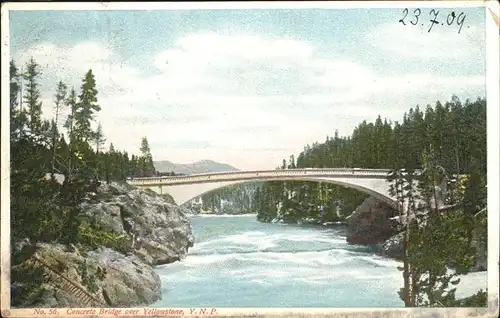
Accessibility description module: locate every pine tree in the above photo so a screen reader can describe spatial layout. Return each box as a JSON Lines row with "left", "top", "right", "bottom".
{"left": 140, "top": 136, "right": 151, "bottom": 157}
{"left": 462, "top": 158, "right": 487, "bottom": 241}
{"left": 10, "top": 60, "right": 28, "bottom": 140}
{"left": 139, "top": 137, "right": 155, "bottom": 177}
{"left": 74, "top": 69, "right": 101, "bottom": 144}
{"left": 23, "top": 57, "right": 43, "bottom": 134}
{"left": 64, "top": 88, "right": 78, "bottom": 179}
{"left": 94, "top": 122, "right": 106, "bottom": 154}
{"left": 387, "top": 168, "right": 413, "bottom": 306}
{"left": 51, "top": 81, "right": 67, "bottom": 175}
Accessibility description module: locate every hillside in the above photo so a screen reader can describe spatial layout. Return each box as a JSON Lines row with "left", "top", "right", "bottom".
{"left": 154, "top": 159, "right": 239, "bottom": 175}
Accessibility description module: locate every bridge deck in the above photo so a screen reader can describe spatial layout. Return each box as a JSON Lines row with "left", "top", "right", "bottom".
{"left": 128, "top": 168, "right": 393, "bottom": 186}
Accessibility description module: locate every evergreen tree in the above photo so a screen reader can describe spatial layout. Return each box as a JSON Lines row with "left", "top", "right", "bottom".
{"left": 387, "top": 168, "right": 413, "bottom": 306}
{"left": 139, "top": 137, "right": 155, "bottom": 177}
{"left": 254, "top": 96, "right": 486, "bottom": 227}
{"left": 23, "top": 57, "right": 43, "bottom": 134}
{"left": 461, "top": 159, "right": 487, "bottom": 241}
{"left": 94, "top": 122, "right": 106, "bottom": 154}
{"left": 140, "top": 136, "right": 151, "bottom": 157}
{"left": 51, "top": 81, "right": 67, "bottom": 175}
{"left": 74, "top": 69, "right": 101, "bottom": 144}
{"left": 10, "top": 60, "right": 24, "bottom": 139}
{"left": 64, "top": 88, "right": 78, "bottom": 179}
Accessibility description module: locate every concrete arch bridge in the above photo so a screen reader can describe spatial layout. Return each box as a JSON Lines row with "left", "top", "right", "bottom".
{"left": 127, "top": 168, "right": 404, "bottom": 209}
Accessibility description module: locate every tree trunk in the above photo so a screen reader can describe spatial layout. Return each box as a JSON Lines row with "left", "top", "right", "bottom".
{"left": 67, "top": 118, "right": 74, "bottom": 180}
{"left": 51, "top": 130, "right": 57, "bottom": 176}
{"left": 105, "top": 154, "right": 110, "bottom": 185}
{"left": 403, "top": 209, "right": 412, "bottom": 306}
{"left": 396, "top": 174, "right": 413, "bottom": 307}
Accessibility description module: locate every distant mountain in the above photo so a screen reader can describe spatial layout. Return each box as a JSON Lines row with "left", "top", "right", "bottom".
{"left": 154, "top": 159, "right": 240, "bottom": 175}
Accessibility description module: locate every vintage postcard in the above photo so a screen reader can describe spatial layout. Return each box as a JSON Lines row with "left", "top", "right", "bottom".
{"left": 1, "top": 1, "right": 499, "bottom": 317}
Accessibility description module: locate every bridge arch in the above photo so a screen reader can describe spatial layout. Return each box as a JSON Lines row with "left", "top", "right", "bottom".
{"left": 170, "top": 178, "right": 397, "bottom": 209}
{"left": 129, "top": 170, "right": 398, "bottom": 210}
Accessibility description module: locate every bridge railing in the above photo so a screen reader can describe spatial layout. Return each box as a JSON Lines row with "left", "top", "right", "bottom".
{"left": 128, "top": 168, "right": 394, "bottom": 185}
{"left": 131, "top": 168, "right": 392, "bottom": 180}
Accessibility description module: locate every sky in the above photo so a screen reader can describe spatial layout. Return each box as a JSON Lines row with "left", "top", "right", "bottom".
{"left": 8, "top": 4, "right": 487, "bottom": 170}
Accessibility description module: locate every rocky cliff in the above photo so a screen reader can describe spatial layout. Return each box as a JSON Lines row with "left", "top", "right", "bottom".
{"left": 346, "top": 196, "right": 487, "bottom": 272}
{"left": 80, "top": 182, "right": 194, "bottom": 265}
{"left": 12, "top": 182, "right": 194, "bottom": 308}
{"left": 345, "top": 196, "right": 400, "bottom": 245}
{"left": 12, "top": 243, "right": 162, "bottom": 308}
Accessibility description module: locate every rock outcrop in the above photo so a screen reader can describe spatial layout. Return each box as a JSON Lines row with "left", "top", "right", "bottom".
{"left": 470, "top": 219, "right": 488, "bottom": 272}
{"left": 379, "top": 224, "right": 487, "bottom": 272}
{"left": 345, "top": 196, "right": 400, "bottom": 245}
{"left": 81, "top": 182, "right": 194, "bottom": 266}
{"left": 345, "top": 187, "right": 487, "bottom": 273}
{"left": 12, "top": 244, "right": 161, "bottom": 308}
{"left": 380, "top": 232, "right": 404, "bottom": 260}
{"left": 12, "top": 182, "right": 195, "bottom": 308}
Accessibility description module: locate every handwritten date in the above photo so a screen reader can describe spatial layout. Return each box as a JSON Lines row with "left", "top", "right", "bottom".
{"left": 399, "top": 8, "right": 467, "bottom": 34}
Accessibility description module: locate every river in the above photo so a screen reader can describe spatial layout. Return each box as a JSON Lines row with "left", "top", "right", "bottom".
{"left": 152, "top": 214, "right": 487, "bottom": 307}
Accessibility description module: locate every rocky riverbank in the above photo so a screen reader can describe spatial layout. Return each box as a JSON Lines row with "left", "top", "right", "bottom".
{"left": 80, "top": 182, "right": 194, "bottom": 266}
{"left": 345, "top": 196, "right": 487, "bottom": 272}
{"left": 12, "top": 182, "right": 194, "bottom": 308}
{"left": 345, "top": 196, "right": 401, "bottom": 246}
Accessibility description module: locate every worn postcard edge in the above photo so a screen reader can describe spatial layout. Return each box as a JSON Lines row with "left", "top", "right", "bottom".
{"left": 1, "top": 1, "right": 499, "bottom": 317}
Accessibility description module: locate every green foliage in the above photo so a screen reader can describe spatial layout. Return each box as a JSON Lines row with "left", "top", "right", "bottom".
{"left": 94, "top": 122, "right": 106, "bottom": 154}
{"left": 51, "top": 81, "right": 68, "bottom": 174}
{"left": 23, "top": 57, "right": 43, "bottom": 133}
{"left": 250, "top": 94, "right": 487, "bottom": 307}
{"left": 191, "top": 183, "right": 261, "bottom": 214}
{"left": 11, "top": 248, "right": 49, "bottom": 307}
{"left": 10, "top": 59, "right": 27, "bottom": 139}
{"left": 10, "top": 58, "right": 149, "bottom": 264}
{"left": 254, "top": 96, "right": 486, "bottom": 227}
{"left": 403, "top": 211, "right": 476, "bottom": 307}
{"left": 74, "top": 69, "right": 101, "bottom": 144}
{"left": 11, "top": 249, "right": 105, "bottom": 308}
{"left": 137, "top": 136, "right": 156, "bottom": 177}
{"left": 75, "top": 216, "right": 133, "bottom": 254}
{"left": 9, "top": 57, "right": 165, "bottom": 309}
{"left": 388, "top": 146, "right": 486, "bottom": 308}
{"left": 453, "top": 289, "right": 487, "bottom": 307}
{"left": 78, "top": 260, "right": 99, "bottom": 293}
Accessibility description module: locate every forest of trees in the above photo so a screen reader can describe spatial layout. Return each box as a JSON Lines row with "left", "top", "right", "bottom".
{"left": 251, "top": 95, "right": 488, "bottom": 307}
{"left": 186, "top": 183, "right": 262, "bottom": 214}
{"left": 9, "top": 57, "right": 157, "bottom": 249}
{"left": 254, "top": 96, "right": 487, "bottom": 224}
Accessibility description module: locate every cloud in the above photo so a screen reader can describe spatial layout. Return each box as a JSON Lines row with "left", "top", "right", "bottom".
{"left": 13, "top": 31, "right": 485, "bottom": 170}
{"left": 153, "top": 32, "right": 314, "bottom": 71}
{"left": 18, "top": 41, "right": 137, "bottom": 90}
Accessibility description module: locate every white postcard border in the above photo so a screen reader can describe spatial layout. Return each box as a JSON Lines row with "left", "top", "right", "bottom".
{"left": 1, "top": 1, "right": 499, "bottom": 317}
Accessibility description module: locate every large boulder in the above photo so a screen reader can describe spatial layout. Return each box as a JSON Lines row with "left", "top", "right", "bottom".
{"left": 88, "top": 247, "right": 161, "bottom": 306}
{"left": 380, "top": 232, "right": 404, "bottom": 260}
{"left": 81, "top": 182, "right": 194, "bottom": 266}
{"left": 345, "top": 196, "right": 400, "bottom": 245}
{"left": 469, "top": 215, "right": 487, "bottom": 272}
{"left": 11, "top": 243, "right": 161, "bottom": 308}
